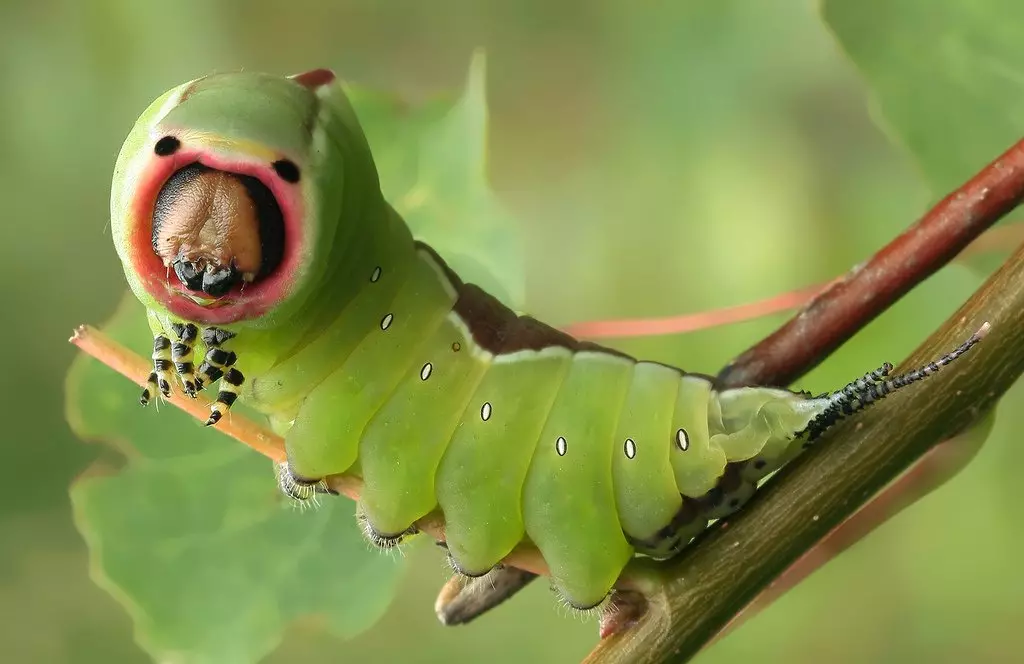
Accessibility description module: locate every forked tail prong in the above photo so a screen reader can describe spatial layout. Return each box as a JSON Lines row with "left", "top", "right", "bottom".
{"left": 806, "top": 322, "right": 991, "bottom": 441}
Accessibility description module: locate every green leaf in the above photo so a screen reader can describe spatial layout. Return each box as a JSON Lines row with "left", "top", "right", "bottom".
{"left": 349, "top": 51, "right": 527, "bottom": 309}
{"left": 822, "top": 0, "right": 1024, "bottom": 196}
{"left": 66, "top": 294, "right": 404, "bottom": 664}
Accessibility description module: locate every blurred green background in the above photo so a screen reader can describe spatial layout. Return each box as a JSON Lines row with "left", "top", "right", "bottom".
{"left": 3, "top": 0, "right": 1024, "bottom": 662}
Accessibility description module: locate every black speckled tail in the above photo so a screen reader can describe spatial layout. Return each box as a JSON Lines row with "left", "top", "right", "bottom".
{"left": 804, "top": 322, "right": 990, "bottom": 442}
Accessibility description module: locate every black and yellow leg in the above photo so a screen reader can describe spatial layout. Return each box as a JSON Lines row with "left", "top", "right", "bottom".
{"left": 141, "top": 334, "right": 172, "bottom": 406}
{"left": 195, "top": 327, "right": 237, "bottom": 391}
{"left": 170, "top": 322, "right": 200, "bottom": 397}
{"left": 206, "top": 366, "right": 244, "bottom": 426}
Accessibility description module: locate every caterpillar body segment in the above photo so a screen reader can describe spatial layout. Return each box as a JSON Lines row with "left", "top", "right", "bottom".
{"left": 248, "top": 206, "right": 418, "bottom": 415}
{"left": 281, "top": 247, "right": 455, "bottom": 484}
{"left": 358, "top": 312, "right": 492, "bottom": 536}
{"left": 609, "top": 362, "right": 683, "bottom": 555}
{"left": 521, "top": 351, "right": 637, "bottom": 609}
{"left": 436, "top": 346, "right": 571, "bottom": 576}
{"left": 111, "top": 69, "right": 987, "bottom": 613}
{"left": 670, "top": 377, "right": 726, "bottom": 498}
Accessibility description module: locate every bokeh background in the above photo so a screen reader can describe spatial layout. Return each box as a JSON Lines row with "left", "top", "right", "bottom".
{"left": 3, "top": 0, "right": 1024, "bottom": 662}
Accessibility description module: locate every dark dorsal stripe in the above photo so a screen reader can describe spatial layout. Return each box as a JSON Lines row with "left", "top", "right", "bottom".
{"left": 500, "top": 314, "right": 583, "bottom": 354}
{"left": 416, "top": 240, "right": 632, "bottom": 359}
{"left": 414, "top": 242, "right": 766, "bottom": 395}
{"left": 414, "top": 242, "right": 745, "bottom": 393}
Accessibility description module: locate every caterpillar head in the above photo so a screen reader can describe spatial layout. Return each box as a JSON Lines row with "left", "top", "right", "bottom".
{"left": 110, "top": 69, "right": 376, "bottom": 331}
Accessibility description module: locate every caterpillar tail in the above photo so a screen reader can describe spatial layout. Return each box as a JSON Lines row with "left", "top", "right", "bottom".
{"left": 804, "top": 322, "right": 991, "bottom": 442}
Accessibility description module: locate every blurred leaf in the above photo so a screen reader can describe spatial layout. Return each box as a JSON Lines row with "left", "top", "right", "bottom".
{"left": 66, "top": 294, "right": 403, "bottom": 664}
{"left": 823, "top": 0, "right": 1024, "bottom": 281}
{"left": 823, "top": 0, "right": 1024, "bottom": 196}
{"left": 349, "top": 51, "right": 527, "bottom": 309}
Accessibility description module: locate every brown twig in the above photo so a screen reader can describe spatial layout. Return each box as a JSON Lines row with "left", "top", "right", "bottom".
{"left": 709, "top": 420, "right": 992, "bottom": 646}
{"left": 717, "top": 138, "right": 1024, "bottom": 389}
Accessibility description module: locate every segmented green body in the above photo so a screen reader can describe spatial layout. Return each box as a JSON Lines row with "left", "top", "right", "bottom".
{"left": 272, "top": 238, "right": 831, "bottom": 606}
{"left": 109, "top": 70, "right": 961, "bottom": 610}
{"left": 270, "top": 244, "right": 827, "bottom": 609}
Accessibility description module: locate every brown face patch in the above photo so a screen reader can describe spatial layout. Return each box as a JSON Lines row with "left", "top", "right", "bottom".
{"left": 152, "top": 164, "right": 285, "bottom": 298}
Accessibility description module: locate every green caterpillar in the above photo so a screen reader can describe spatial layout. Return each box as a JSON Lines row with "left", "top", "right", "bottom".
{"left": 110, "top": 68, "right": 983, "bottom": 611}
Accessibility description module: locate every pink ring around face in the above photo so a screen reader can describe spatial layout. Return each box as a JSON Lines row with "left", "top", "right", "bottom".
{"left": 127, "top": 144, "right": 306, "bottom": 325}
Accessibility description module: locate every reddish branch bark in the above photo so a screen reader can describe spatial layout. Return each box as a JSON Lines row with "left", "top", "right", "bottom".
{"left": 717, "top": 138, "right": 1024, "bottom": 389}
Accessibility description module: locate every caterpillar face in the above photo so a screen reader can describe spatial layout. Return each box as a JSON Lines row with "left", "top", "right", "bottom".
{"left": 151, "top": 161, "right": 285, "bottom": 298}
{"left": 110, "top": 69, "right": 354, "bottom": 328}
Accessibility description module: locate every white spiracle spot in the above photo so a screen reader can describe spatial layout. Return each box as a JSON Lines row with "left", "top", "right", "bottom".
{"left": 371, "top": 266, "right": 382, "bottom": 283}
{"left": 481, "top": 402, "right": 492, "bottom": 421}
{"left": 624, "top": 438, "right": 637, "bottom": 459}
{"left": 556, "top": 436, "right": 567, "bottom": 457}
{"left": 420, "top": 363, "right": 432, "bottom": 381}
{"left": 676, "top": 428, "right": 690, "bottom": 451}
{"left": 381, "top": 313, "right": 393, "bottom": 330}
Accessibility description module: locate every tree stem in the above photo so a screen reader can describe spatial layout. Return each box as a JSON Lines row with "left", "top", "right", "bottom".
{"left": 583, "top": 240, "right": 1024, "bottom": 664}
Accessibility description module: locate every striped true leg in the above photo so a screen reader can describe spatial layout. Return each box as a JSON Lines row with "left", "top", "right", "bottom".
{"left": 195, "top": 327, "right": 237, "bottom": 391}
{"left": 170, "top": 323, "right": 200, "bottom": 397}
{"left": 140, "top": 333, "right": 173, "bottom": 406}
{"left": 197, "top": 326, "right": 245, "bottom": 426}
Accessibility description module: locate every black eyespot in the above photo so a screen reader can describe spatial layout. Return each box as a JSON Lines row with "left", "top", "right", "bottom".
{"left": 154, "top": 136, "right": 181, "bottom": 156}
{"left": 272, "top": 159, "right": 300, "bottom": 183}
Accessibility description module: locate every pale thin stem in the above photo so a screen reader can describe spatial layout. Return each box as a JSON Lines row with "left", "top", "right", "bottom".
{"left": 564, "top": 222, "right": 1022, "bottom": 343}
{"left": 70, "top": 325, "right": 288, "bottom": 463}
{"left": 68, "top": 323, "right": 554, "bottom": 579}
{"left": 561, "top": 282, "right": 833, "bottom": 340}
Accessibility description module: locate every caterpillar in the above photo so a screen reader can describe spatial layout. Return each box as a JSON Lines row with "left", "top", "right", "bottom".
{"left": 110, "top": 68, "right": 984, "bottom": 612}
